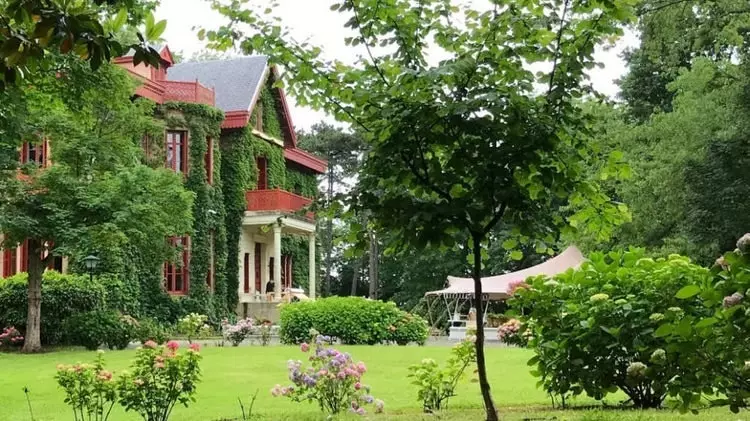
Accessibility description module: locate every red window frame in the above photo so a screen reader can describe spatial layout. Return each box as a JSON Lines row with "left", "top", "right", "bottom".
{"left": 2, "top": 248, "right": 17, "bottom": 278}
{"left": 20, "top": 240, "right": 29, "bottom": 273}
{"left": 256, "top": 157, "right": 268, "bottom": 190}
{"left": 243, "top": 252, "right": 250, "bottom": 293}
{"left": 205, "top": 137, "right": 214, "bottom": 185}
{"left": 20, "top": 140, "right": 49, "bottom": 167}
{"left": 164, "top": 236, "right": 189, "bottom": 294}
{"left": 254, "top": 243, "right": 262, "bottom": 293}
{"left": 165, "top": 131, "right": 188, "bottom": 174}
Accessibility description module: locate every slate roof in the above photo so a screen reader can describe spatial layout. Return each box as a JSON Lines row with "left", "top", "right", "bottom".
{"left": 167, "top": 56, "right": 269, "bottom": 113}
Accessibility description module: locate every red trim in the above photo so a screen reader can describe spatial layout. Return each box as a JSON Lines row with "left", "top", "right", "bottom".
{"left": 2, "top": 248, "right": 16, "bottom": 278}
{"left": 243, "top": 252, "right": 250, "bottom": 293}
{"left": 166, "top": 131, "right": 188, "bottom": 174}
{"left": 20, "top": 240, "right": 28, "bottom": 273}
{"left": 257, "top": 157, "right": 268, "bottom": 190}
{"left": 254, "top": 243, "right": 262, "bottom": 292}
{"left": 222, "top": 111, "right": 251, "bottom": 129}
{"left": 205, "top": 137, "right": 214, "bottom": 185}
{"left": 283, "top": 148, "right": 327, "bottom": 174}
{"left": 164, "top": 236, "right": 190, "bottom": 295}
{"left": 159, "top": 45, "right": 174, "bottom": 67}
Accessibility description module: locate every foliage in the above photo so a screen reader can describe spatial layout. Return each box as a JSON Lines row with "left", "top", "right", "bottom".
{"left": 205, "top": 2, "right": 635, "bottom": 417}
{"left": 221, "top": 317, "right": 255, "bottom": 346}
{"left": 0, "top": 0, "right": 164, "bottom": 89}
{"left": 65, "top": 310, "right": 136, "bottom": 351}
{"left": 389, "top": 312, "right": 429, "bottom": 346}
{"left": 511, "top": 249, "right": 711, "bottom": 408}
{"left": 279, "top": 296, "right": 423, "bottom": 345}
{"left": 176, "top": 313, "right": 211, "bottom": 344}
{"left": 496, "top": 319, "right": 528, "bottom": 347}
{"left": 255, "top": 321, "right": 274, "bottom": 346}
{"left": 0, "top": 272, "right": 107, "bottom": 345}
{"left": 408, "top": 336, "right": 476, "bottom": 413}
{"left": 55, "top": 352, "right": 117, "bottom": 421}
{"left": 273, "top": 335, "right": 382, "bottom": 416}
{"left": 118, "top": 341, "right": 202, "bottom": 421}
{"left": 0, "top": 326, "right": 23, "bottom": 348}
{"left": 655, "top": 234, "right": 750, "bottom": 413}
{"left": 134, "top": 318, "right": 171, "bottom": 345}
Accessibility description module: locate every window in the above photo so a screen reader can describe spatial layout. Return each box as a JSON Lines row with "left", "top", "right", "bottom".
{"left": 2, "top": 248, "right": 16, "bottom": 278}
{"left": 166, "top": 131, "right": 188, "bottom": 174}
{"left": 206, "top": 230, "right": 214, "bottom": 290}
{"left": 164, "top": 236, "right": 189, "bottom": 294}
{"left": 21, "top": 140, "right": 48, "bottom": 166}
{"left": 256, "top": 157, "right": 268, "bottom": 190}
{"left": 243, "top": 252, "right": 250, "bottom": 293}
{"left": 205, "top": 137, "right": 214, "bottom": 185}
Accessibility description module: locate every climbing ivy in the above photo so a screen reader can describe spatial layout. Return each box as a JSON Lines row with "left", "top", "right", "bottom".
{"left": 284, "top": 164, "right": 318, "bottom": 198}
{"left": 159, "top": 102, "right": 228, "bottom": 321}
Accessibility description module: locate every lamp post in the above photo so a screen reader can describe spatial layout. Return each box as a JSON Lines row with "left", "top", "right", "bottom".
{"left": 82, "top": 255, "right": 100, "bottom": 283}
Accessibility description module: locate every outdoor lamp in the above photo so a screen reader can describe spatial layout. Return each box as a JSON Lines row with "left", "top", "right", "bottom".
{"left": 82, "top": 255, "right": 100, "bottom": 282}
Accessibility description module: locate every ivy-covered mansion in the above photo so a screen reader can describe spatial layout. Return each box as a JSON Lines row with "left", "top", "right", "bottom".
{"left": 1, "top": 45, "right": 326, "bottom": 319}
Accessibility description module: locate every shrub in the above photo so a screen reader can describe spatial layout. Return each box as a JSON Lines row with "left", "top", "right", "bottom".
{"left": 655, "top": 233, "right": 750, "bottom": 413}
{"left": 55, "top": 351, "right": 117, "bottom": 421}
{"left": 0, "top": 326, "right": 23, "bottom": 348}
{"left": 254, "top": 320, "right": 275, "bottom": 346}
{"left": 407, "top": 335, "right": 476, "bottom": 412}
{"left": 176, "top": 313, "right": 210, "bottom": 344}
{"left": 134, "top": 318, "right": 171, "bottom": 345}
{"left": 65, "top": 310, "right": 135, "bottom": 350}
{"left": 280, "top": 296, "right": 423, "bottom": 345}
{"left": 273, "top": 335, "right": 383, "bottom": 415}
{"left": 118, "top": 341, "right": 202, "bottom": 421}
{"left": 221, "top": 317, "right": 254, "bottom": 346}
{"left": 497, "top": 319, "right": 529, "bottom": 347}
{"left": 0, "top": 271, "right": 107, "bottom": 345}
{"left": 389, "top": 312, "right": 429, "bottom": 346}
{"left": 511, "top": 249, "right": 711, "bottom": 409}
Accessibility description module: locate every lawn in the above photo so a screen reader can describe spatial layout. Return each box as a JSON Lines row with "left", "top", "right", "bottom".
{"left": 0, "top": 344, "right": 744, "bottom": 421}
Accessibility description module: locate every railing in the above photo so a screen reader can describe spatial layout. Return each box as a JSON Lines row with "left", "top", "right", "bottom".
{"left": 162, "top": 80, "right": 215, "bottom": 106}
{"left": 246, "top": 189, "right": 313, "bottom": 217}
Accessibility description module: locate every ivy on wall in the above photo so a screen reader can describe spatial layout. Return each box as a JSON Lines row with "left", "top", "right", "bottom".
{"left": 159, "top": 102, "right": 228, "bottom": 321}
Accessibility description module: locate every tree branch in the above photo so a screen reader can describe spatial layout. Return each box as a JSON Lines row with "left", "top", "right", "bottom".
{"left": 348, "top": 0, "right": 390, "bottom": 86}
{"left": 547, "top": 0, "right": 571, "bottom": 98}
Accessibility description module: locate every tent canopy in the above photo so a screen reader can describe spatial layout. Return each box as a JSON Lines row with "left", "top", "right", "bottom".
{"left": 425, "top": 246, "right": 585, "bottom": 300}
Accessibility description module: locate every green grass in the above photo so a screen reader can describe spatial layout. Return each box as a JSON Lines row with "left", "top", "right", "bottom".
{"left": 0, "top": 345, "right": 744, "bottom": 421}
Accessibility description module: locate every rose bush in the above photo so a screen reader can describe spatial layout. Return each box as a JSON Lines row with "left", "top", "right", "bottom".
{"left": 510, "top": 249, "right": 711, "bottom": 408}
{"left": 221, "top": 317, "right": 255, "bottom": 346}
{"left": 118, "top": 341, "right": 202, "bottom": 421}
{"left": 176, "top": 313, "right": 211, "bottom": 344}
{"left": 0, "top": 326, "right": 23, "bottom": 348}
{"left": 272, "top": 334, "right": 382, "bottom": 416}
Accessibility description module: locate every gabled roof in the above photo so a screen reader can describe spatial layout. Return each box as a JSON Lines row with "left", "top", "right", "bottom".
{"left": 167, "top": 56, "right": 268, "bottom": 113}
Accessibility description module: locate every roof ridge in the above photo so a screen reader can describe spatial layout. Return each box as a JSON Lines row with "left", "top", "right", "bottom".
{"left": 173, "top": 55, "right": 268, "bottom": 67}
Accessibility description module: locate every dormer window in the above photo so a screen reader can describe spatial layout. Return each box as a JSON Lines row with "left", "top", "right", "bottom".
{"left": 21, "top": 140, "right": 48, "bottom": 166}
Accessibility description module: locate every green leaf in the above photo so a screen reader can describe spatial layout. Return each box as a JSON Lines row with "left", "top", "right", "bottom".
{"left": 509, "top": 250, "right": 523, "bottom": 261}
{"left": 694, "top": 317, "right": 718, "bottom": 329}
{"left": 112, "top": 8, "right": 128, "bottom": 31}
{"left": 675, "top": 285, "right": 701, "bottom": 299}
{"left": 502, "top": 239, "right": 518, "bottom": 250}
{"left": 654, "top": 324, "right": 673, "bottom": 338}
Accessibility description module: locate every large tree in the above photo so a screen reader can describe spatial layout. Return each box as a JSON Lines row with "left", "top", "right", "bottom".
{"left": 0, "top": 57, "right": 192, "bottom": 352}
{"left": 205, "top": 0, "right": 633, "bottom": 418}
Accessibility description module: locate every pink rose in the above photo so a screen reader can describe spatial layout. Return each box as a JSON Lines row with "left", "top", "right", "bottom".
{"left": 300, "top": 342, "right": 310, "bottom": 352}
{"left": 144, "top": 340, "right": 157, "bottom": 349}
{"left": 354, "top": 382, "right": 362, "bottom": 390}
{"left": 166, "top": 340, "right": 179, "bottom": 351}
{"left": 189, "top": 343, "right": 201, "bottom": 352}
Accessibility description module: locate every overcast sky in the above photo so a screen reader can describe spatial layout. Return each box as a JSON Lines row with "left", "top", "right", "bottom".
{"left": 156, "top": 0, "right": 638, "bottom": 131}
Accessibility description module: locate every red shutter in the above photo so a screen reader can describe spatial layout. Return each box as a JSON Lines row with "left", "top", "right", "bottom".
{"left": 205, "top": 137, "right": 214, "bottom": 185}
{"left": 243, "top": 253, "right": 250, "bottom": 293}
{"left": 2, "top": 248, "right": 17, "bottom": 277}
{"left": 20, "top": 142, "right": 28, "bottom": 164}
{"left": 254, "top": 243, "right": 262, "bottom": 292}
{"left": 20, "top": 240, "right": 28, "bottom": 272}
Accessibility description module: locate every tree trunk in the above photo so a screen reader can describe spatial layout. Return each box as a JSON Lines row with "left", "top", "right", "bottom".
{"left": 472, "top": 233, "right": 498, "bottom": 421}
{"left": 324, "top": 165, "right": 334, "bottom": 297}
{"left": 350, "top": 258, "right": 361, "bottom": 296}
{"left": 368, "top": 230, "right": 378, "bottom": 299}
{"left": 22, "top": 239, "right": 44, "bottom": 353}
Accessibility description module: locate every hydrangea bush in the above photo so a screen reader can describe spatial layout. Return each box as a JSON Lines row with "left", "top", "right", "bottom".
{"left": 55, "top": 351, "right": 116, "bottom": 421}
{"left": 117, "top": 341, "right": 202, "bottom": 421}
{"left": 407, "top": 335, "right": 476, "bottom": 412}
{"left": 510, "top": 249, "right": 711, "bottom": 408}
{"left": 0, "top": 326, "right": 23, "bottom": 347}
{"left": 176, "top": 313, "right": 211, "bottom": 344}
{"left": 272, "top": 335, "right": 383, "bottom": 416}
{"left": 496, "top": 319, "right": 528, "bottom": 347}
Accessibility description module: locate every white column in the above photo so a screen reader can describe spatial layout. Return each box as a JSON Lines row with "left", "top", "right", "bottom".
{"left": 308, "top": 232, "right": 316, "bottom": 300}
{"left": 273, "top": 224, "right": 282, "bottom": 301}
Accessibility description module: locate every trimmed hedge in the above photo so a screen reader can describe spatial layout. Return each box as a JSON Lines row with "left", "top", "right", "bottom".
{"left": 65, "top": 310, "right": 136, "bottom": 350}
{"left": 279, "top": 296, "right": 428, "bottom": 345}
{"left": 0, "top": 271, "right": 108, "bottom": 345}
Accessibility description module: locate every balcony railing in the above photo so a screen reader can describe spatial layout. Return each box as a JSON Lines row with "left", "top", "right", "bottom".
{"left": 162, "top": 80, "right": 215, "bottom": 106}
{"left": 246, "top": 189, "right": 313, "bottom": 217}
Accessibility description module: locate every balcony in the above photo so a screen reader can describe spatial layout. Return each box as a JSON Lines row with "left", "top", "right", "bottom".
{"left": 162, "top": 80, "right": 215, "bottom": 106}
{"left": 246, "top": 189, "right": 314, "bottom": 219}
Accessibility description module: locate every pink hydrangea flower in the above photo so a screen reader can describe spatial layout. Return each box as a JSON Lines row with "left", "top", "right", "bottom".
{"left": 143, "top": 340, "right": 157, "bottom": 349}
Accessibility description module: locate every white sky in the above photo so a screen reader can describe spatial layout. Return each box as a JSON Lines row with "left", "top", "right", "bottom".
{"left": 156, "top": 0, "right": 638, "bottom": 131}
